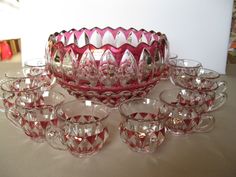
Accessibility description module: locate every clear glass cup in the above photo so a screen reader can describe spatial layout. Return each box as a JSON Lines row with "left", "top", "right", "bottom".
{"left": 118, "top": 98, "right": 167, "bottom": 153}
{"left": 186, "top": 67, "right": 220, "bottom": 80}
{"left": 46, "top": 99, "right": 110, "bottom": 157}
{"left": 0, "top": 78, "right": 44, "bottom": 128}
{"left": 5, "top": 69, "right": 42, "bottom": 80}
{"left": 174, "top": 73, "right": 227, "bottom": 111}
{"left": 168, "top": 58, "right": 202, "bottom": 85}
{"left": 24, "top": 58, "right": 56, "bottom": 89}
{"left": 161, "top": 53, "right": 178, "bottom": 80}
{"left": 159, "top": 88, "right": 215, "bottom": 135}
{"left": 13, "top": 91, "right": 65, "bottom": 143}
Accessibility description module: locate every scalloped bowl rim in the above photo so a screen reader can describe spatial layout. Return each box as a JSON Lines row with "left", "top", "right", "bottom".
{"left": 48, "top": 27, "right": 167, "bottom": 50}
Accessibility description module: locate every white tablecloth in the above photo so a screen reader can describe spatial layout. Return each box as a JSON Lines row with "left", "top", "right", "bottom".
{"left": 0, "top": 63, "right": 236, "bottom": 177}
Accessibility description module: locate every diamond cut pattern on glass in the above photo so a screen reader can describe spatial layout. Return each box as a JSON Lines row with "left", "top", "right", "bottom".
{"left": 67, "top": 32, "right": 78, "bottom": 45}
{"left": 46, "top": 27, "right": 168, "bottom": 107}
{"left": 115, "top": 31, "right": 126, "bottom": 47}
{"left": 102, "top": 31, "right": 115, "bottom": 46}
{"left": 77, "top": 31, "right": 89, "bottom": 47}
{"left": 138, "top": 48, "right": 153, "bottom": 83}
{"left": 127, "top": 31, "right": 138, "bottom": 47}
{"left": 62, "top": 48, "right": 76, "bottom": 80}
{"left": 76, "top": 49, "right": 99, "bottom": 86}
{"left": 60, "top": 115, "right": 109, "bottom": 157}
{"left": 90, "top": 30, "right": 102, "bottom": 48}
{"left": 119, "top": 49, "right": 138, "bottom": 86}
{"left": 119, "top": 112, "right": 165, "bottom": 153}
{"left": 52, "top": 49, "right": 62, "bottom": 76}
{"left": 99, "top": 50, "right": 118, "bottom": 87}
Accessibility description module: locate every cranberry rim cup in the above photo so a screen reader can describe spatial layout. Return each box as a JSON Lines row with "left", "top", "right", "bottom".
{"left": 24, "top": 59, "right": 56, "bottom": 88}
{"left": 0, "top": 78, "right": 46, "bottom": 128}
{"left": 55, "top": 99, "right": 111, "bottom": 125}
{"left": 172, "top": 74, "right": 227, "bottom": 112}
{"left": 159, "top": 88, "right": 208, "bottom": 109}
{"left": 15, "top": 104, "right": 56, "bottom": 143}
{"left": 118, "top": 97, "right": 167, "bottom": 153}
{"left": 174, "top": 74, "right": 227, "bottom": 93}
{"left": 167, "top": 58, "right": 202, "bottom": 85}
{"left": 118, "top": 97, "right": 167, "bottom": 122}
{"left": 159, "top": 88, "right": 215, "bottom": 134}
{"left": 13, "top": 91, "right": 65, "bottom": 142}
{"left": 45, "top": 99, "right": 111, "bottom": 155}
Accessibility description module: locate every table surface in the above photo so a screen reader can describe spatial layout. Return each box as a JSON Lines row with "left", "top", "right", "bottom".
{"left": 0, "top": 63, "right": 236, "bottom": 177}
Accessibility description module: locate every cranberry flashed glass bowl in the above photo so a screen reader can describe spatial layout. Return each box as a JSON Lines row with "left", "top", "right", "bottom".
{"left": 45, "top": 27, "right": 169, "bottom": 107}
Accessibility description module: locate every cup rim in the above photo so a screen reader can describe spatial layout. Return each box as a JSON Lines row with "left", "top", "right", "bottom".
{"left": 168, "top": 53, "right": 178, "bottom": 59}
{"left": 18, "top": 104, "right": 58, "bottom": 124}
{"left": 159, "top": 88, "right": 207, "bottom": 108}
{"left": 56, "top": 99, "right": 110, "bottom": 125}
{"left": 118, "top": 97, "right": 165, "bottom": 122}
{"left": 187, "top": 67, "right": 220, "bottom": 79}
{"left": 5, "top": 69, "right": 43, "bottom": 80}
{"left": 15, "top": 90, "right": 65, "bottom": 110}
{"left": 168, "top": 58, "right": 202, "bottom": 68}
{"left": 24, "top": 58, "right": 46, "bottom": 68}
{"left": 174, "top": 75, "right": 219, "bottom": 92}
{"left": 0, "top": 78, "right": 45, "bottom": 93}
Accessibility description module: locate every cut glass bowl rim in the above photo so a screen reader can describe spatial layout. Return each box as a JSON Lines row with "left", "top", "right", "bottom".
{"left": 47, "top": 26, "right": 167, "bottom": 50}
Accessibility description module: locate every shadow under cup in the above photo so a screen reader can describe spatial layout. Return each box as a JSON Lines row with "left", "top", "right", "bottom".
{"left": 118, "top": 98, "right": 167, "bottom": 153}
{"left": 46, "top": 100, "right": 110, "bottom": 158}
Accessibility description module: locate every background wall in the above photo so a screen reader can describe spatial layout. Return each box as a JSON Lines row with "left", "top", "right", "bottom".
{"left": 0, "top": 0, "right": 20, "bottom": 40}
{"left": 20, "top": 0, "right": 233, "bottom": 73}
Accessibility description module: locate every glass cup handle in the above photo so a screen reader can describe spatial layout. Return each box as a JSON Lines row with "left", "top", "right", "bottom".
{"left": 45, "top": 125, "right": 67, "bottom": 151}
{"left": 216, "top": 81, "right": 227, "bottom": 93}
{"left": 5, "top": 107, "right": 22, "bottom": 130}
{"left": 194, "top": 114, "right": 215, "bottom": 133}
{"left": 208, "top": 92, "right": 227, "bottom": 112}
{"left": 0, "top": 95, "right": 5, "bottom": 113}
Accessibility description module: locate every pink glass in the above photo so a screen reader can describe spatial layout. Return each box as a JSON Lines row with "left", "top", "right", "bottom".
{"left": 45, "top": 27, "right": 169, "bottom": 107}
{"left": 13, "top": 91, "right": 65, "bottom": 143}
{"left": 46, "top": 99, "right": 110, "bottom": 157}
{"left": 168, "top": 58, "right": 202, "bottom": 85}
{"left": 159, "top": 88, "right": 215, "bottom": 135}
{"left": 118, "top": 98, "right": 167, "bottom": 153}
{"left": 0, "top": 78, "right": 44, "bottom": 128}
